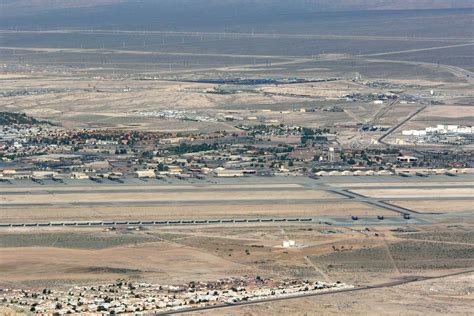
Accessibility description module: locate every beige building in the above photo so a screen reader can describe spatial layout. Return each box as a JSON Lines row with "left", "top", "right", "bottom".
{"left": 135, "top": 170, "right": 156, "bottom": 178}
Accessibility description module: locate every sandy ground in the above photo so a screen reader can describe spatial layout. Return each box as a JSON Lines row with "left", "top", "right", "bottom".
{"left": 410, "top": 105, "right": 474, "bottom": 120}
{"left": 328, "top": 181, "right": 474, "bottom": 188}
{"left": 0, "top": 241, "right": 251, "bottom": 285}
{"left": 388, "top": 200, "right": 474, "bottom": 213}
{"left": 0, "top": 70, "right": 398, "bottom": 133}
{"left": 0, "top": 202, "right": 387, "bottom": 223}
{"left": 0, "top": 307, "right": 18, "bottom": 316}
{"left": 258, "top": 81, "right": 362, "bottom": 98}
{"left": 0, "top": 76, "right": 305, "bottom": 130}
{"left": 0, "top": 223, "right": 390, "bottom": 287}
{"left": 351, "top": 188, "right": 474, "bottom": 199}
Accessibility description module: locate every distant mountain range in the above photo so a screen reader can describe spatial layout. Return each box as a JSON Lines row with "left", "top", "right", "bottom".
{"left": 2, "top": 0, "right": 473, "bottom": 16}
{"left": 1, "top": 0, "right": 124, "bottom": 16}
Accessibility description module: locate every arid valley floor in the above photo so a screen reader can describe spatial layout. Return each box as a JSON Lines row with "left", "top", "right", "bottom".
{"left": 1, "top": 3, "right": 473, "bottom": 315}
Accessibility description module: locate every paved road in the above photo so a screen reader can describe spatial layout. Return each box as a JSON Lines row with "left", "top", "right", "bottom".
{"left": 363, "top": 42, "right": 474, "bottom": 57}
{"left": 0, "top": 216, "right": 429, "bottom": 229}
{"left": 2, "top": 29, "right": 472, "bottom": 42}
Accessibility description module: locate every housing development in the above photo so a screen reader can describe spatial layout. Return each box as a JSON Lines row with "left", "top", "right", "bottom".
{"left": 2, "top": 278, "right": 351, "bottom": 314}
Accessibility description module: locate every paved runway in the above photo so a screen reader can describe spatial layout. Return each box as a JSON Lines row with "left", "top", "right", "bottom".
{"left": 1, "top": 175, "right": 472, "bottom": 228}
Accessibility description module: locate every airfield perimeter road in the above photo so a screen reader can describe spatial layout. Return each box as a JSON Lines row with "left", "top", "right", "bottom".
{"left": 159, "top": 269, "right": 474, "bottom": 315}
{"left": 2, "top": 29, "right": 473, "bottom": 43}
{"left": 1, "top": 175, "right": 473, "bottom": 228}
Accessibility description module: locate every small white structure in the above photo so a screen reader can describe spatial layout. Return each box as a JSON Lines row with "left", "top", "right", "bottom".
{"left": 214, "top": 168, "right": 244, "bottom": 177}
{"left": 33, "top": 171, "right": 58, "bottom": 179}
{"left": 135, "top": 170, "right": 156, "bottom": 178}
{"left": 397, "top": 156, "right": 418, "bottom": 163}
{"left": 71, "top": 172, "right": 89, "bottom": 179}
{"left": 167, "top": 166, "right": 183, "bottom": 175}
{"left": 328, "top": 147, "right": 335, "bottom": 162}
{"left": 2, "top": 169, "right": 17, "bottom": 176}
{"left": 282, "top": 240, "right": 296, "bottom": 248}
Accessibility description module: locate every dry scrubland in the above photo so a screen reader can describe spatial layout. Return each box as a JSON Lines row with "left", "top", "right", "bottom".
{"left": 0, "top": 237, "right": 251, "bottom": 285}
{"left": 351, "top": 188, "right": 474, "bottom": 199}
{"left": 1, "top": 45, "right": 472, "bottom": 135}
{"left": 1, "top": 223, "right": 473, "bottom": 293}
{"left": 388, "top": 200, "right": 474, "bottom": 214}
{"left": 406, "top": 105, "right": 474, "bottom": 126}
{"left": 0, "top": 74, "right": 463, "bottom": 132}
{"left": 0, "top": 75, "right": 363, "bottom": 132}
{"left": 328, "top": 181, "right": 474, "bottom": 188}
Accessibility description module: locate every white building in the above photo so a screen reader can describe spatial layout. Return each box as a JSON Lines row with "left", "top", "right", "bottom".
{"left": 397, "top": 156, "right": 418, "bottom": 163}
{"left": 135, "top": 170, "right": 156, "bottom": 178}
{"left": 71, "top": 172, "right": 89, "bottom": 179}
{"left": 214, "top": 169, "right": 244, "bottom": 177}
{"left": 33, "top": 171, "right": 58, "bottom": 179}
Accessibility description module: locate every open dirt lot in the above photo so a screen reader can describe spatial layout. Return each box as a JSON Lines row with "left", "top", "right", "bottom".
{"left": 328, "top": 181, "right": 474, "bottom": 188}
{"left": 0, "top": 239, "right": 251, "bottom": 286}
{"left": 351, "top": 188, "right": 474, "bottom": 199}
{"left": 388, "top": 200, "right": 474, "bottom": 214}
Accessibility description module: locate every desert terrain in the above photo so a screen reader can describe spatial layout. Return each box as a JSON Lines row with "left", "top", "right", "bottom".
{"left": 1, "top": 2, "right": 473, "bottom": 315}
